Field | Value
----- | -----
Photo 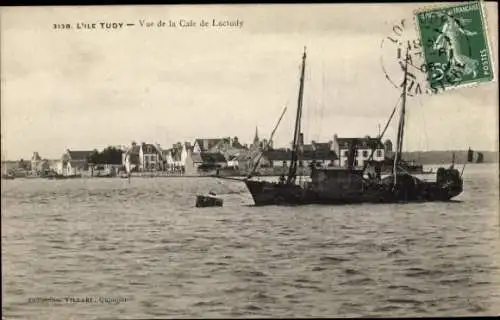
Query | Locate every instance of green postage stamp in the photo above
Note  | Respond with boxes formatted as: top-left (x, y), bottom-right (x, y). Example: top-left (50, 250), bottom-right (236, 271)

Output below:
top-left (414, 1), bottom-right (494, 92)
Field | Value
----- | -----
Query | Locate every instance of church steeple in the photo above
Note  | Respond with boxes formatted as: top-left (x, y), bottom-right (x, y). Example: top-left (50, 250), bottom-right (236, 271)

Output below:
top-left (253, 126), bottom-right (259, 144)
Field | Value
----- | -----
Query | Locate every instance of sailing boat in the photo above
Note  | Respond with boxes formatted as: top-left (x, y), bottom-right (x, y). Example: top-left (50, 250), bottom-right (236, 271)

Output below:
top-left (468, 147), bottom-right (484, 163)
top-left (123, 150), bottom-right (132, 183)
top-left (243, 47), bottom-right (463, 206)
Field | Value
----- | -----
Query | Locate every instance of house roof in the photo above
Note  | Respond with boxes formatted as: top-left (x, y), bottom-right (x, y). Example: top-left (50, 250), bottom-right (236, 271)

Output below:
top-left (201, 152), bottom-right (226, 163)
top-left (194, 138), bottom-right (247, 152)
top-left (336, 137), bottom-right (384, 149)
top-left (194, 138), bottom-right (222, 152)
top-left (302, 142), bottom-right (332, 152)
top-left (232, 140), bottom-right (246, 149)
top-left (263, 149), bottom-right (338, 161)
top-left (32, 152), bottom-right (42, 161)
top-left (167, 146), bottom-right (183, 161)
top-left (67, 150), bottom-right (93, 161)
top-left (191, 152), bottom-right (226, 163)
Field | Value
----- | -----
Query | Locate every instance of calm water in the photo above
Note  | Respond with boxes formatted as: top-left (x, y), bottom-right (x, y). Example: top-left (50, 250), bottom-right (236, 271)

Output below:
top-left (2, 164), bottom-right (500, 319)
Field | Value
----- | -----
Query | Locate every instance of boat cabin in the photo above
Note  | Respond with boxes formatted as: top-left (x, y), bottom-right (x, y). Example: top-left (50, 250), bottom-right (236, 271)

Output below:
top-left (309, 166), bottom-right (365, 194)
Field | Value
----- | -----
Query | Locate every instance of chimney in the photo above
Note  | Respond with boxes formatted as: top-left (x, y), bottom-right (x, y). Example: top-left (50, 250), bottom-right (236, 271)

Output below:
top-left (203, 139), bottom-right (209, 151)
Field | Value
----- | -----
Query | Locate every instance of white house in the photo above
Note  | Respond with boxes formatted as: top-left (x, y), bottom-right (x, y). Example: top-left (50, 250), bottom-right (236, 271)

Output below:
top-left (160, 142), bottom-right (193, 173)
top-left (139, 142), bottom-right (162, 171)
top-left (62, 150), bottom-right (93, 175)
top-left (332, 134), bottom-right (386, 168)
top-left (162, 149), bottom-right (175, 170)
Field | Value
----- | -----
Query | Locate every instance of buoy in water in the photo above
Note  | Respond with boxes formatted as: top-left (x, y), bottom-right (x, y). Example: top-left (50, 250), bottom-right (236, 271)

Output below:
top-left (196, 192), bottom-right (223, 208)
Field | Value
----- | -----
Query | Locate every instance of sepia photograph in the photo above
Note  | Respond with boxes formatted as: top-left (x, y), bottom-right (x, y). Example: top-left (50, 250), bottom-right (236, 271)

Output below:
top-left (1, 2), bottom-right (499, 318)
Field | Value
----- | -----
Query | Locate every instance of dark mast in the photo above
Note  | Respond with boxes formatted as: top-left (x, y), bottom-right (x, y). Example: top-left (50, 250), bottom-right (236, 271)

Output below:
top-left (393, 47), bottom-right (410, 186)
top-left (286, 47), bottom-right (307, 185)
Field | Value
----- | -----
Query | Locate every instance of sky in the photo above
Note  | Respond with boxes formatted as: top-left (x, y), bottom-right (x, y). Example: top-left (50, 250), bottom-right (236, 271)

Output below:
top-left (1, 3), bottom-right (498, 160)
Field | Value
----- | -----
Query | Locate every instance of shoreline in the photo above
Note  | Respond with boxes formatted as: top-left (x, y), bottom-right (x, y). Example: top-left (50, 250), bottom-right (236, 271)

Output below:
top-left (2, 174), bottom-right (286, 180)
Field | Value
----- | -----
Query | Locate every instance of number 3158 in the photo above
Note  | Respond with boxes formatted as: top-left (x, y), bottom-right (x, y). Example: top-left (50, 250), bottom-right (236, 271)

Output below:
top-left (53, 24), bottom-right (71, 29)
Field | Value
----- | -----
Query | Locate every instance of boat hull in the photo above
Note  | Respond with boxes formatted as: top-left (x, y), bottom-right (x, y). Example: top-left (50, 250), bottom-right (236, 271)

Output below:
top-left (244, 168), bottom-right (463, 206)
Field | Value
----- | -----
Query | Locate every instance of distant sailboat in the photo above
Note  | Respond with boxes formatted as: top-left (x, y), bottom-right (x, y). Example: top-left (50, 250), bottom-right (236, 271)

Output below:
top-left (124, 152), bottom-right (132, 183)
top-left (476, 152), bottom-right (484, 163)
top-left (467, 147), bottom-right (484, 163)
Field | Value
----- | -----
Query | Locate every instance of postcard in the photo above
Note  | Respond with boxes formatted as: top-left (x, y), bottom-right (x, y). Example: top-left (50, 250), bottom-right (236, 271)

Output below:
top-left (1, 3), bottom-right (499, 319)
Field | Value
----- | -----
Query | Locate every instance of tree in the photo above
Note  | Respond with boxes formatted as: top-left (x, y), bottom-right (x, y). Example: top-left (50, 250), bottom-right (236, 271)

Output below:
top-left (87, 147), bottom-right (123, 165)
top-left (101, 146), bottom-right (123, 164)
top-left (87, 149), bottom-right (100, 164)
top-left (18, 159), bottom-right (29, 170)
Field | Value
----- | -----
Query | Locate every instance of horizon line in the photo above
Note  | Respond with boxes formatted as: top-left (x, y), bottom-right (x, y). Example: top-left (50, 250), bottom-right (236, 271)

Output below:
top-left (1, 148), bottom-right (498, 162)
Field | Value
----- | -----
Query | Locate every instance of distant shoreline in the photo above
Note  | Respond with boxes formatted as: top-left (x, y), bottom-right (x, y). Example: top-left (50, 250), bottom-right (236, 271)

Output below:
top-left (1, 150), bottom-right (499, 164)
top-left (2, 162), bottom-right (498, 181)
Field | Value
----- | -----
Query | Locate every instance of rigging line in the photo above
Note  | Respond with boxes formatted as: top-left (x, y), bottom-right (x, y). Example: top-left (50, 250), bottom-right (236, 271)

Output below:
top-left (310, 62), bottom-right (317, 142)
top-left (307, 60), bottom-right (313, 143)
top-left (306, 59), bottom-right (312, 141)
top-left (418, 97), bottom-right (429, 152)
top-left (361, 93), bottom-right (414, 177)
top-left (364, 94), bottom-right (402, 166)
top-left (247, 106), bottom-right (288, 180)
top-left (318, 53), bottom-right (326, 142)
top-left (313, 59), bottom-right (319, 142)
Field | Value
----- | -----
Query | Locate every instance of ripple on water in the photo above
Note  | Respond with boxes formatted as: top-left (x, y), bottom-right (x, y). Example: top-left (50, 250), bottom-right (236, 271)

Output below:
top-left (319, 256), bottom-right (350, 264)
top-left (2, 169), bottom-right (499, 319)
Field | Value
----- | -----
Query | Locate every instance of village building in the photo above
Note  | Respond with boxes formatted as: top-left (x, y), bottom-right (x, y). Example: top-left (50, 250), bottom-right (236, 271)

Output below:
top-left (138, 142), bottom-right (163, 171)
top-left (190, 136), bottom-right (248, 171)
top-left (192, 138), bottom-right (224, 153)
top-left (62, 150), bottom-right (93, 175)
top-left (191, 152), bottom-right (227, 173)
top-left (192, 137), bottom-right (246, 154)
top-left (259, 146), bottom-right (338, 169)
top-left (121, 142), bottom-right (141, 172)
top-left (162, 142), bottom-right (193, 174)
top-left (226, 127), bottom-right (272, 171)
top-left (332, 134), bottom-right (388, 168)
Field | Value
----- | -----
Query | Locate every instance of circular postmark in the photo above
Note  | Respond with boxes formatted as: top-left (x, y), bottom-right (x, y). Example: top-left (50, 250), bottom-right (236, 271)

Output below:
top-left (380, 19), bottom-right (430, 96)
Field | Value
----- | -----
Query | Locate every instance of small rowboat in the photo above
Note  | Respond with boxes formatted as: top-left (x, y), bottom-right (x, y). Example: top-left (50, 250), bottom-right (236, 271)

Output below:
top-left (196, 191), bottom-right (223, 208)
